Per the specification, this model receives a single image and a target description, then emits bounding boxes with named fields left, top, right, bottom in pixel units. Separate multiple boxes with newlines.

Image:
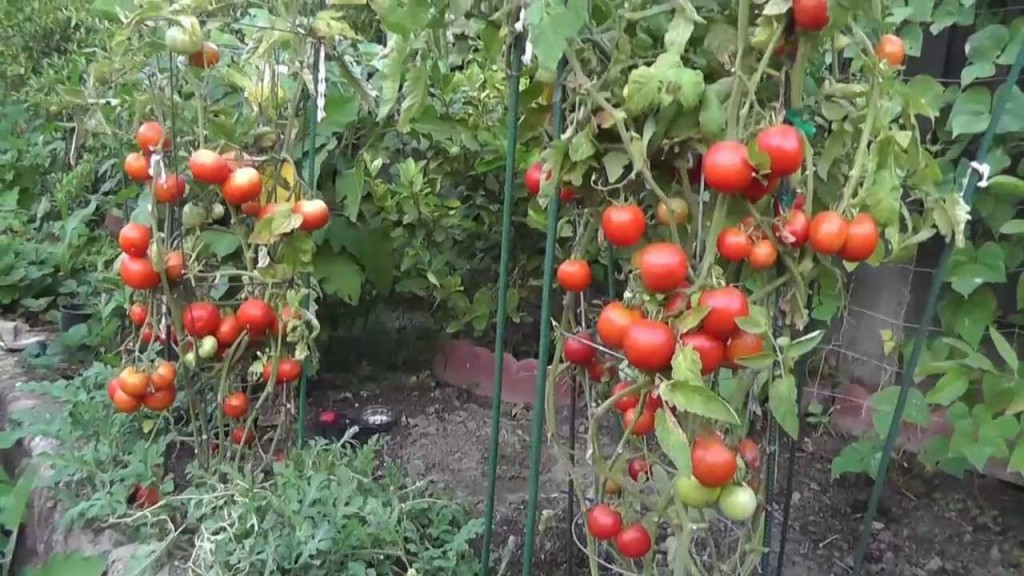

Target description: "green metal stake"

left=851, top=47, right=1024, bottom=576
left=521, top=58, right=567, bottom=576
left=479, top=34, right=524, bottom=575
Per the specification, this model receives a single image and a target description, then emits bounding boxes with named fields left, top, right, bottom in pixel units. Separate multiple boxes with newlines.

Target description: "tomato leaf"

left=313, top=250, right=364, bottom=304
left=675, top=305, right=709, bottom=334
left=0, top=429, right=25, bottom=450
left=525, top=0, right=587, bottom=75
left=735, top=352, right=774, bottom=370
left=654, top=409, right=691, bottom=475
left=925, top=367, right=971, bottom=405
left=23, top=553, right=105, bottom=576
left=734, top=305, right=769, bottom=335
left=661, top=380, right=740, bottom=425
left=769, top=374, right=800, bottom=438
left=198, top=230, right=241, bottom=258
left=670, top=345, right=703, bottom=383
left=783, top=330, right=824, bottom=362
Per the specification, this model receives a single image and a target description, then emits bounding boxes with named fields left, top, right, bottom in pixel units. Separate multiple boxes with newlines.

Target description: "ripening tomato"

left=258, top=203, right=284, bottom=221
left=756, top=125, right=805, bottom=177
left=702, top=141, right=753, bottom=194
left=585, top=504, right=623, bottom=541
left=164, top=250, right=185, bottom=282
left=182, top=302, right=222, bottom=338
left=118, top=223, right=152, bottom=257
left=524, top=162, right=547, bottom=196
left=124, top=152, right=151, bottom=182
left=622, top=406, right=655, bottom=436
left=840, top=213, right=879, bottom=262
left=136, top=121, right=170, bottom=152
left=636, top=242, right=689, bottom=293
left=793, top=0, right=829, bottom=32
left=601, top=204, right=647, bottom=247
left=231, top=426, right=256, bottom=446
left=294, top=199, right=330, bottom=231
left=604, top=477, right=622, bottom=496
left=698, top=287, right=750, bottom=340
left=240, top=201, right=262, bottom=217
left=679, top=331, right=727, bottom=375
left=221, top=167, right=263, bottom=205
left=564, top=332, right=597, bottom=365
left=119, top=368, right=150, bottom=398
left=738, top=438, right=761, bottom=470
left=875, top=34, right=906, bottom=67
left=774, top=209, right=810, bottom=248
left=143, top=387, right=176, bottom=411
left=557, top=259, right=592, bottom=292
left=559, top=186, right=577, bottom=203
left=614, top=524, right=652, bottom=559
left=139, top=325, right=156, bottom=346
left=151, top=360, right=177, bottom=391
left=189, top=42, right=221, bottom=69
left=215, top=314, right=243, bottom=348
left=743, top=175, right=780, bottom=202
left=107, top=377, right=121, bottom=401
left=189, top=149, right=231, bottom=184
left=597, top=302, right=642, bottom=349
left=129, top=303, right=148, bottom=327
left=237, top=298, right=276, bottom=338
left=645, top=391, right=664, bottom=411
left=727, top=331, right=765, bottom=367
left=611, top=381, right=639, bottom=412
left=656, top=198, right=689, bottom=225
left=622, top=319, right=676, bottom=372
left=628, top=457, right=651, bottom=482
left=133, top=484, right=161, bottom=509
left=263, top=357, right=302, bottom=385
left=748, top=239, right=778, bottom=269
left=665, top=290, right=689, bottom=317
left=112, top=388, right=142, bottom=413
left=717, top=227, right=753, bottom=262
left=222, top=391, right=250, bottom=419
left=120, top=256, right=161, bottom=290
left=153, top=173, right=187, bottom=203
left=691, top=436, right=738, bottom=488
left=808, top=211, right=849, bottom=255
left=586, top=360, right=609, bottom=382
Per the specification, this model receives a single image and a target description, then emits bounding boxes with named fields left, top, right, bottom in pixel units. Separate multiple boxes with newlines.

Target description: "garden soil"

left=310, top=370, right=1024, bottom=576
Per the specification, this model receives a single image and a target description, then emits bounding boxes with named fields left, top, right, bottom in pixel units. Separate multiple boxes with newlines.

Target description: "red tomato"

left=727, top=331, right=765, bottom=366
left=564, top=332, right=597, bottom=366
left=259, top=203, right=283, bottom=221
left=586, top=360, right=607, bottom=381
left=636, top=242, right=689, bottom=293
left=241, top=201, right=262, bottom=217
left=611, top=381, right=639, bottom=412
left=585, top=504, right=623, bottom=541
left=139, top=325, right=156, bottom=345
left=222, top=392, right=250, bottom=419
left=153, top=173, right=186, bottom=203
left=840, top=213, right=879, bottom=262
left=698, top=287, right=750, bottom=341
left=133, top=484, right=161, bottom=508
left=702, top=141, right=753, bottom=194
left=743, top=175, right=780, bottom=202
left=622, top=319, right=676, bottom=372
left=622, top=406, right=655, bottom=436
left=129, top=303, right=148, bottom=327
left=112, top=388, right=142, bottom=413
left=679, top=331, right=727, bottom=375
left=691, top=436, right=738, bottom=487
left=188, top=42, right=220, bottom=69
left=143, top=387, right=176, bottom=411
left=182, top=302, right=222, bottom=338
left=601, top=204, right=647, bottom=247
left=262, top=357, right=302, bottom=385
left=738, top=438, right=761, bottom=470
left=665, top=290, right=689, bottom=317
left=150, top=360, right=176, bottom=391
left=774, top=209, right=810, bottom=248
left=215, top=314, right=243, bottom=348
left=107, top=377, right=121, bottom=401
left=793, top=0, right=829, bottom=32
left=645, top=391, right=664, bottom=412
left=628, top=457, right=651, bottom=482
left=875, top=34, right=906, bottom=67
left=294, top=199, right=330, bottom=231
left=119, top=256, right=161, bottom=290
left=597, top=302, right=642, bottom=349
left=124, top=152, right=151, bottom=182
left=747, top=239, right=778, bottom=270
left=756, top=125, right=805, bottom=177
left=809, top=211, right=849, bottom=255
left=717, top=227, right=753, bottom=262
left=237, top=298, right=276, bottom=338
left=559, top=186, right=577, bottom=203
left=556, top=259, right=592, bottom=292
left=189, top=149, right=230, bottom=184
left=524, top=162, right=547, bottom=195
left=118, top=223, right=152, bottom=257
left=221, top=167, right=263, bottom=205
left=164, top=250, right=185, bottom=282
left=136, top=121, right=170, bottom=152
left=231, top=426, right=256, bottom=446
left=614, top=524, right=652, bottom=559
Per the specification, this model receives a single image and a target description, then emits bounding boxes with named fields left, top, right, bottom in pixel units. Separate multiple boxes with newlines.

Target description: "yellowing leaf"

left=269, top=158, right=297, bottom=203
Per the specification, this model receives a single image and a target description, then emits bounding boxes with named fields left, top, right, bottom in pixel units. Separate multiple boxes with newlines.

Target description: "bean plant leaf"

left=831, top=438, right=883, bottom=479
left=783, top=330, right=824, bottom=362
left=948, top=87, right=991, bottom=138
left=1008, top=440, right=1024, bottom=474
left=937, top=287, right=998, bottom=348
left=988, top=326, right=1018, bottom=373
left=999, top=220, right=1024, bottom=235
left=870, top=386, right=930, bottom=438
left=769, top=374, right=799, bottom=438
left=654, top=409, right=691, bottom=475
left=660, top=380, right=740, bottom=425
left=925, top=367, right=971, bottom=406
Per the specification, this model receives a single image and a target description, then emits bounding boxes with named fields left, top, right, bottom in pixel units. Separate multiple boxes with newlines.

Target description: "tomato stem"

left=726, top=0, right=752, bottom=138
left=740, top=23, right=786, bottom=125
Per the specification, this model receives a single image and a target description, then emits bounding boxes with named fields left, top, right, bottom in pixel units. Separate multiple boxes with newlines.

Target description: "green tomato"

left=673, top=475, right=721, bottom=509
left=164, top=18, right=203, bottom=55
left=718, top=484, right=757, bottom=522
left=210, top=202, right=225, bottom=221
left=181, top=203, right=208, bottom=228
left=198, top=335, right=219, bottom=359
left=183, top=351, right=197, bottom=368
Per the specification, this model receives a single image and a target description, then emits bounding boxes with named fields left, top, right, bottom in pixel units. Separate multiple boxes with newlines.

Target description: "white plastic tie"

left=969, top=160, right=991, bottom=188
left=316, top=44, right=327, bottom=123
left=514, top=6, right=534, bottom=65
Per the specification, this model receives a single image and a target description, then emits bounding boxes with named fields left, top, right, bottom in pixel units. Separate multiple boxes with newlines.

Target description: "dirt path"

left=308, top=370, right=1024, bottom=575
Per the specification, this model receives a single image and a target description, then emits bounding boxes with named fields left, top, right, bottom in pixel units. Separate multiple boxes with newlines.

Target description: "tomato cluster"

left=108, top=361, right=178, bottom=414
left=585, top=504, right=652, bottom=559
left=524, top=161, right=577, bottom=202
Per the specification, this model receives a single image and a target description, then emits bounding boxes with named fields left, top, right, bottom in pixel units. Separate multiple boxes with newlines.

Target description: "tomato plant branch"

left=740, top=24, right=786, bottom=124
left=837, top=77, right=878, bottom=213
left=696, top=195, right=730, bottom=287
left=726, top=0, right=753, bottom=138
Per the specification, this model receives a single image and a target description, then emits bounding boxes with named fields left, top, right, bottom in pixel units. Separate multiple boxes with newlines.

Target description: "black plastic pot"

left=59, top=303, right=93, bottom=332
